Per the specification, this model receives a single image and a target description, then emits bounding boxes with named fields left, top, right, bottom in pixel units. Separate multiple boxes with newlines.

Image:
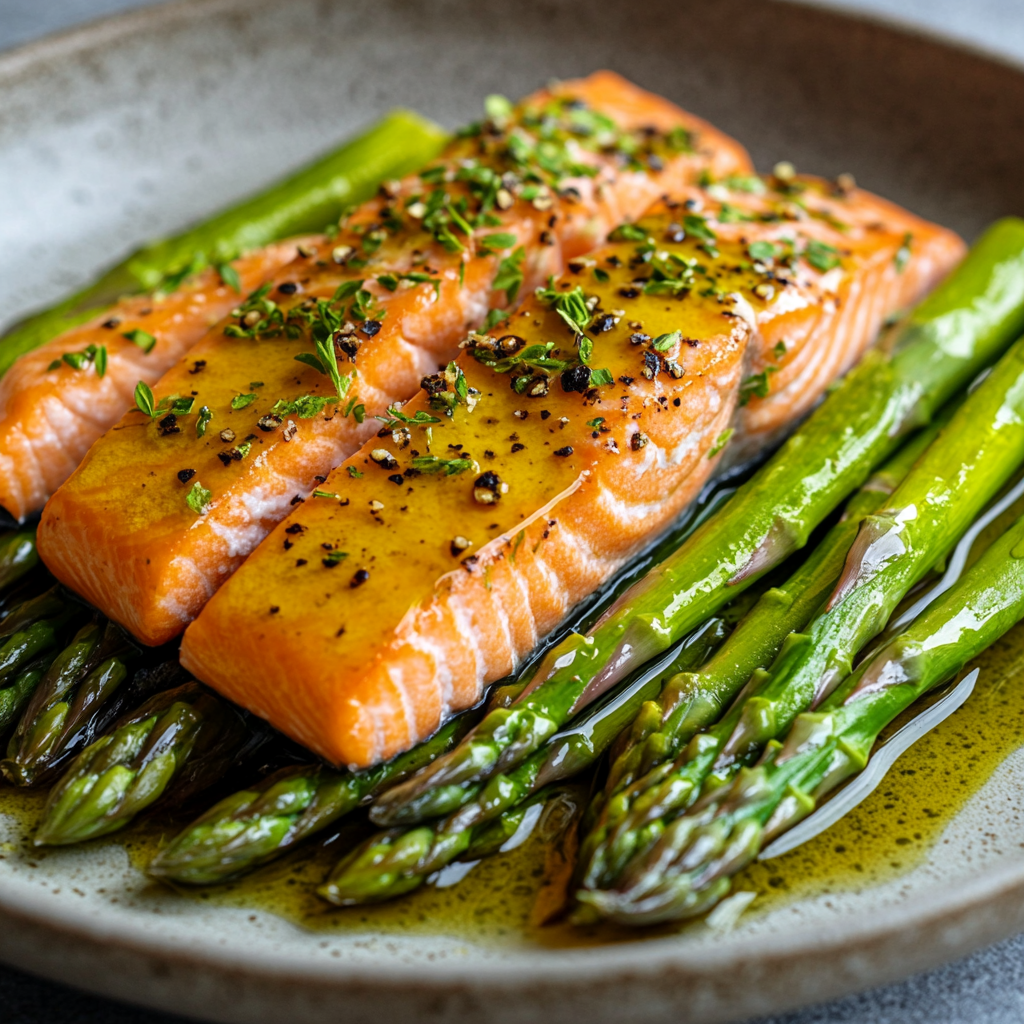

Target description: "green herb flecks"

left=186, top=481, right=212, bottom=515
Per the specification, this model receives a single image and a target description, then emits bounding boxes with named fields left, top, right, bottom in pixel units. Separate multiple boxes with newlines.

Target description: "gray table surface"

left=2, top=1, right=1024, bottom=1021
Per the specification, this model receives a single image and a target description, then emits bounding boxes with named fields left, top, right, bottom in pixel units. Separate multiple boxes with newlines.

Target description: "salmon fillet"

left=0, top=240, right=304, bottom=521
left=180, top=176, right=965, bottom=768
left=38, top=72, right=752, bottom=645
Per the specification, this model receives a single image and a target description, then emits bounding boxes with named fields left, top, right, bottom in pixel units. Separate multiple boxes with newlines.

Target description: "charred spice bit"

left=258, top=414, right=283, bottom=432
left=473, top=471, right=507, bottom=505
left=450, top=536, right=472, bottom=556
left=177, top=468, right=196, bottom=484
left=553, top=446, right=574, bottom=457
left=369, top=449, right=399, bottom=470
left=285, top=523, right=305, bottom=534
left=361, top=320, right=382, bottom=338
left=269, top=606, right=280, bottom=614
left=188, top=360, right=206, bottom=374
left=220, top=429, right=236, bottom=443
left=350, top=568, right=370, bottom=587
left=158, top=414, right=179, bottom=436
left=631, top=431, right=649, bottom=451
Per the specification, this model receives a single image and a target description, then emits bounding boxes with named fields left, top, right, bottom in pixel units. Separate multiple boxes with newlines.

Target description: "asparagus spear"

left=0, top=531, right=39, bottom=593
left=34, top=681, right=260, bottom=845
left=587, top=333, right=1024, bottom=887
left=581, top=507, right=1024, bottom=925
left=321, top=628, right=726, bottom=905
left=604, top=418, right=944, bottom=799
left=0, top=111, right=447, bottom=373
left=319, top=785, right=576, bottom=907
left=0, top=659, right=53, bottom=735
left=573, top=420, right=945, bottom=885
left=1, top=620, right=138, bottom=786
left=148, top=712, right=480, bottom=885
left=371, top=218, right=1024, bottom=827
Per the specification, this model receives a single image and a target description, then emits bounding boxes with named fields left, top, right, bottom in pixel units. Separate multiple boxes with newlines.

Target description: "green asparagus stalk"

left=148, top=711, right=480, bottom=885
left=587, top=333, right=1024, bottom=888
left=1, top=620, right=137, bottom=786
left=319, top=784, right=575, bottom=907
left=0, top=658, right=54, bottom=735
left=0, top=531, right=39, bottom=593
left=573, top=420, right=945, bottom=886
left=35, top=681, right=255, bottom=845
left=322, top=626, right=726, bottom=904
left=603, top=417, right=945, bottom=799
left=581, top=507, right=1024, bottom=925
left=0, top=111, right=447, bottom=373
left=371, top=218, right=1024, bottom=827
left=0, top=588, right=75, bottom=702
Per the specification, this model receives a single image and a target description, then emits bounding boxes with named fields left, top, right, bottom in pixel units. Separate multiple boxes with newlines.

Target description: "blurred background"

left=3, top=0, right=1024, bottom=60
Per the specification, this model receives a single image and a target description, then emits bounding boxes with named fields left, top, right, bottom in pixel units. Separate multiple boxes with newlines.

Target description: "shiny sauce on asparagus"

left=1, top=619, right=1021, bottom=947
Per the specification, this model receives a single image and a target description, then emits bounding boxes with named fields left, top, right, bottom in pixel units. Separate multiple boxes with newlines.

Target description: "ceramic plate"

left=1, top=2, right=1024, bottom=1021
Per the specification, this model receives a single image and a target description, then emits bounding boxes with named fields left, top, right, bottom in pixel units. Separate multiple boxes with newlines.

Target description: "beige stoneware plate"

left=1, top=1, right=1024, bottom=1021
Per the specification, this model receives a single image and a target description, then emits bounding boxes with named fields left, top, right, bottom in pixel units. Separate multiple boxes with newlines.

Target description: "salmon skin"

left=0, top=240, right=303, bottom=522
left=179, top=175, right=965, bottom=769
left=38, top=72, right=752, bottom=646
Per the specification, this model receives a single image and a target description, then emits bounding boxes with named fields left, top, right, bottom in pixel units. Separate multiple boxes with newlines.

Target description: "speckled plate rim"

left=2, top=0, right=1024, bottom=1018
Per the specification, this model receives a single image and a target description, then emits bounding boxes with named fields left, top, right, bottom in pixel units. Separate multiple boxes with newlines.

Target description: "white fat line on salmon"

left=424, top=472, right=591, bottom=604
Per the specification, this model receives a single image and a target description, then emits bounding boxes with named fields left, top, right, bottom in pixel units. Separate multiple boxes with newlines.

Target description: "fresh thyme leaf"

left=589, top=367, right=614, bottom=386
left=94, top=345, right=108, bottom=378
left=493, top=247, right=525, bottom=304
left=738, top=367, right=778, bottom=406
left=683, top=214, right=716, bottom=244
left=593, top=267, right=609, bottom=283
left=294, top=352, right=328, bottom=374
left=313, top=489, right=339, bottom=499
left=479, top=232, right=517, bottom=253
left=347, top=466, right=363, bottom=478
left=133, top=381, right=156, bottom=418
left=483, top=308, right=510, bottom=332
left=376, top=406, right=441, bottom=430
left=231, top=393, right=257, bottom=410
left=216, top=262, right=241, bottom=292
left=748, top=240, right=777, bottom=262
left=707, top=428, right=734, bottom=458
left=322, top=549, right=349, bottom=566
left=271, top=395, right=333, bottom=419
left=333, top=279, right=365, bottom=301
left=653, top=331, right=682, bottom=352
left=186, top=480, right=212, bottom=515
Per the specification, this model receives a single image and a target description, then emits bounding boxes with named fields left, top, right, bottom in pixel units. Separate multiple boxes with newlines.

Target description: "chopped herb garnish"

left=347, top=466, right=363, bottom=478
left=493, top=247, right=526, bottom=304
left=587, top=417, right=605, bottom=428
left=376, top=406, right=441, bottom=430
left=805, top=239, right=841, bottom=273
left=411, top=455, right=474, bottom=475
left=323, top=549, right=349, bottom=567
left=483, top=308, right=511, bottom=332
left=593, top=267, right=609, bottom=283
left=271, top=395, right=333, bottom=419
left=895, top=232, right=913, bottom=273
left=708, top=428, right=734, bottom=458
left=231, top=393, right=257, bottom=410
left=609, top=223, right=648, bottom=243
left=653, top=331, right=682, bottom=351
left=376, top=271, right=442, bottom=299
left=535, top=281, right=592, bottom=336
left=739, top=367, right=778, bottom=405
left=479, top=232, right=517, bottom=253
left=122, top=329, right=157, bottom=354
left=748, top=240, right=777, bottom=262
left=186, top=480, right=212, bottom=515
left=196, top=405, right=213, bottom=437
left=313, top=489, right=340, bottom=500
left=683, top=214, right=717, bottom=244
left=589, top=367, right=614, bottom=386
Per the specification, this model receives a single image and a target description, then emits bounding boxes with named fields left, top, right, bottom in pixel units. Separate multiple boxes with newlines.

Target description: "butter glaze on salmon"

left=0, top=241, right=304, bottom=522
left=38, top=72, right=752, bottom=645
left=180, top=177, right=964, bottom=769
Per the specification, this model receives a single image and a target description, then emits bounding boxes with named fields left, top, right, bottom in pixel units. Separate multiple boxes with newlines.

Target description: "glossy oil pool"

left=1, top=619, right=1022, bottom=948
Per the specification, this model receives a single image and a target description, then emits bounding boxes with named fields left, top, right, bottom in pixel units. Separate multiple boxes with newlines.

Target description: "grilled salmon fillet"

left=0, top=240, right=305, bottom=521
left=38, top=72, right=752, bottom=645
left=179, top=177, right=965, bottom=768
